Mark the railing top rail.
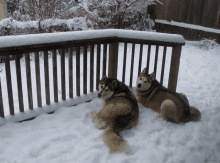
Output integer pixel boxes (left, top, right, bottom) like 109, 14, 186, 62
0, 29, 185, 55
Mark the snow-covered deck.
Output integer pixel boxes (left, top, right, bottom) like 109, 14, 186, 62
0, 41, 220, 163
0, 29, 186, 125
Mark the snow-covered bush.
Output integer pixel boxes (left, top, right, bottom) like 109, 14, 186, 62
6, 0, 161, 31
7, 0, 81, 21
0, 17, 93, 36
82, 0, 161, 30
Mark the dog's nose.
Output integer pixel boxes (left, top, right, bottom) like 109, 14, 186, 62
98, 93, 101, 98
137, 83, 141, 88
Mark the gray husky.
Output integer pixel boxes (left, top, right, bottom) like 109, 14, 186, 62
92, 75, 139, 153
136, 68, 201, 123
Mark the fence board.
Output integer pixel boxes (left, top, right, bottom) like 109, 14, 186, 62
83, 45, 87, 94
35, 52, 42, 107
160, 46, 167, 85
168, 45, 182, 92
108, 42, 119, 79
129, 43, 135, 88
52, 50, 58, 102
96, 44, 101, 90
61, 49, 66, 100
44, 51, 50, 105
25, 54, 33, 110
146, 45, 151, 74
103, 43, 107, 76
15, 54, 24, 112
138, 44, 143, 76
0, 79, 4, 118
154, 45, 159, 77
76, 46, 80, 96
69, 48, 73, 98
5, 55, 14, 115
90, 44, 94, 92
122, 42, 127, 84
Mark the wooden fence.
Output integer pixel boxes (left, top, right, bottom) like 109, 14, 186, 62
156, 0, 220, 30
0, 29, 185, 124
155, 19, 220, 43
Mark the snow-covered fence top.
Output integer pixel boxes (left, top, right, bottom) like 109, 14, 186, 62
0, 29, 185, 55
156, 19, 220, 34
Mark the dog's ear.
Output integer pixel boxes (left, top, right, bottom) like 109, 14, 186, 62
112, 80, 118, 88
141, 68, 147, 74
101, 75, 107, 81
149, 72, 155, 80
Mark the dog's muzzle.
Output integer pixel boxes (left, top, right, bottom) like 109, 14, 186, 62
137, 83, 141, 88
98, 85, 106, 98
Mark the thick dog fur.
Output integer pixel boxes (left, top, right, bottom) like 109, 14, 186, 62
92, 75, 139, 153
136, 68, 201, 123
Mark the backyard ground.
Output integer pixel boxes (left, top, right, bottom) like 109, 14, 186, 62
0, 40, 219, 163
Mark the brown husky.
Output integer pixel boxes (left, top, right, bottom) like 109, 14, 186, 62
136, 68, 201, 123
92, 75, 139, 153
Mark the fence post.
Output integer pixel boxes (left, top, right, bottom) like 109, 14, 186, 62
168, 45, 182, 92
108, 41, 119, 78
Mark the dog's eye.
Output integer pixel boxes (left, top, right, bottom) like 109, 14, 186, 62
144, 81, 148, 83
101, 86, 103, 89
140, 77, 142, 80
105, 89, 109, 91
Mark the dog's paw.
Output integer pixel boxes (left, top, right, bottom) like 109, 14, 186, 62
95, 119, 107, 129
92, 110, 107, 129
157, 113, 162, 119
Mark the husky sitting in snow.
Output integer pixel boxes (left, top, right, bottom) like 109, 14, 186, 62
92, 75, 139, 153
136, 68, 201, 123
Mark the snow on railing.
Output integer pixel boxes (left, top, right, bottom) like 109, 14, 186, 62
0, 29, 185, 125
0, 29, 185, 49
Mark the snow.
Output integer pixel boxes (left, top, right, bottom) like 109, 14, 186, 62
0, 17, 92, 35
0, 40, 220, 163
0, 29, 185, 49
0, 18, 38, 30
155, 19, 220, 34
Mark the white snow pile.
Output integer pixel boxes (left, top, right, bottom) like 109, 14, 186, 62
187, 38, 220, 50
40, 17, 92, 31
0, 17, 93, 35
0, 18, 39, 30
0, 41, 220, 163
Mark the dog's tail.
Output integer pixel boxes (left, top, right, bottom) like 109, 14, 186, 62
189, 106, 201, 122
103, 126, 130, 153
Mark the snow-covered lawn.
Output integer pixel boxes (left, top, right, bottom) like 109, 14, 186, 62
0, 41, 220, 163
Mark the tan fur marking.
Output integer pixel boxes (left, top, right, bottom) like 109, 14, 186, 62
103, 126, 130, 153
98, 97, 132, 119
161, 100, 179, 123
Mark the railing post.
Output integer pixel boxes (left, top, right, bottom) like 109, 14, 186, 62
108, 41, 119, 78
168, 45, 182, 92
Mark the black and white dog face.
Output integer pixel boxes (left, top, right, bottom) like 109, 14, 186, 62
98, 75, 117, 99
136, 68, 155, 91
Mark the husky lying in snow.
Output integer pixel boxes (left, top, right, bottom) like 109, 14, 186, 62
136, 68, 201, 123
92, 75, 139, 153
